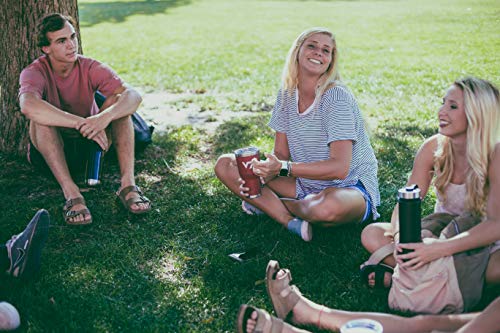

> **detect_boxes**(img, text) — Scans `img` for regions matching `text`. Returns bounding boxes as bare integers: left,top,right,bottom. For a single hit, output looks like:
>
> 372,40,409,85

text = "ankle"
62,187,81,201
287,218,312,242
120,176,135,189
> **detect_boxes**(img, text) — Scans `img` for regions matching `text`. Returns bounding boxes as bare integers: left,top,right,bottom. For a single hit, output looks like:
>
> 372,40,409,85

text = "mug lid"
234,146,259,157
398,184,421,199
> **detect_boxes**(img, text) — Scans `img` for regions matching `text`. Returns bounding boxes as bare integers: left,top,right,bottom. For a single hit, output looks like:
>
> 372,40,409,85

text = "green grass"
1,0,499,331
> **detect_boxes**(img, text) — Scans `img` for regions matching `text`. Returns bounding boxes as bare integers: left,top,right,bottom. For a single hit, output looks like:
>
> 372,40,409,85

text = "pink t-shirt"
19,55,123,117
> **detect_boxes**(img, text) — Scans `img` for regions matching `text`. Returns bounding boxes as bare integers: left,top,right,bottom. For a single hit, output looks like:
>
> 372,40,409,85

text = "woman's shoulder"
489,142,500,165
323,83,352,100
416,134,440,160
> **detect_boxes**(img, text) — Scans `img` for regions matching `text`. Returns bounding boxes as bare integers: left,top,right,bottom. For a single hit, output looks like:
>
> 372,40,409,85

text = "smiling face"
297,33,333,77
438,84,468,141
41,21,79,65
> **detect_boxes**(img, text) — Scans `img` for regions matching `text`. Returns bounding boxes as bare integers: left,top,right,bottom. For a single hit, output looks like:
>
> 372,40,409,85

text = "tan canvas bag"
388,212,489,314
388,237,464,314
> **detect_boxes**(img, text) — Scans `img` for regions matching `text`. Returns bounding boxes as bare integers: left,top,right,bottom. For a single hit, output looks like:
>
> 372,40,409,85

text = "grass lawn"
1,0,499,331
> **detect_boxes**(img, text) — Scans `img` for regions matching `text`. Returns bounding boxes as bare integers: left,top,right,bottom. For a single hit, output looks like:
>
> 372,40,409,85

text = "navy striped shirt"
268,85,380,219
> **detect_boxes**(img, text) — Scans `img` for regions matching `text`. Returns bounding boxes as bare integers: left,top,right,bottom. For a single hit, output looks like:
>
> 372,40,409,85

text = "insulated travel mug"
398,184,422,256
234,147,261,199
85,143,103,186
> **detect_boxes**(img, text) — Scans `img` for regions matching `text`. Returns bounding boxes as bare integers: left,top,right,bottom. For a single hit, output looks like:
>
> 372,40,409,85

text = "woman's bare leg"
214,154,296,226
281,187,366,227
272,269,477,333
455,297,500,333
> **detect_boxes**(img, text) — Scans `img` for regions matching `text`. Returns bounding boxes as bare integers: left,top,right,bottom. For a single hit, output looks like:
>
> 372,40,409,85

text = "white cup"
340,318,383,333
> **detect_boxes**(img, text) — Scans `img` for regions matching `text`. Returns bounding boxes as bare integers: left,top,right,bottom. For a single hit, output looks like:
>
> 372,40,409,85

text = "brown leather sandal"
63,197,92,225
237,304,291,333
116,185,151,214
266,260,302,320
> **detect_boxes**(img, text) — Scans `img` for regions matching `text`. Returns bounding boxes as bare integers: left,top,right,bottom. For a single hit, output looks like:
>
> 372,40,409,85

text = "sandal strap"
64,197,86,211
117,185,143,198
65,208,90,218
125,194,150,207
273,268,292,291
360,243,395,269
266,261,301,320
254,308,284,333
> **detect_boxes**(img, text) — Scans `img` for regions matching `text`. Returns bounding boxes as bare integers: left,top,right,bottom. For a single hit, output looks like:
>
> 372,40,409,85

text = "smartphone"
228,247,259,262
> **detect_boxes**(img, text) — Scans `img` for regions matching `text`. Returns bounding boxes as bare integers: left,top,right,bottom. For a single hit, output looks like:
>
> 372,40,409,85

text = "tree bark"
0,0,81,155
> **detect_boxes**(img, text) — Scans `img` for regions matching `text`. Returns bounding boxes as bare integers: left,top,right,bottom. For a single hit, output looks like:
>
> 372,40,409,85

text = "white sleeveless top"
435,183,500,254
434,183,467,216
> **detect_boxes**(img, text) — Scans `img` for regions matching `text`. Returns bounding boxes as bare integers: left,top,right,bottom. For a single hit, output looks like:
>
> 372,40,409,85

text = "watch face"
279,161,288,177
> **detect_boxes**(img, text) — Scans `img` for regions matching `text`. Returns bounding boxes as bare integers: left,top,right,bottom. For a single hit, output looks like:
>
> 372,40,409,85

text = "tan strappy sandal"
265,260,302,320
237,304,292,333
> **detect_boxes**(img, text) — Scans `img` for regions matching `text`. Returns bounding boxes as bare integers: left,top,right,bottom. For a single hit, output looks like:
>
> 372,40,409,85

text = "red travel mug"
234,147,261,199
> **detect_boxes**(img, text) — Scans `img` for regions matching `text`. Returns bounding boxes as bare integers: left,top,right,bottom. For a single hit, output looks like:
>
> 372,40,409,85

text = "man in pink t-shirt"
19,13,151,225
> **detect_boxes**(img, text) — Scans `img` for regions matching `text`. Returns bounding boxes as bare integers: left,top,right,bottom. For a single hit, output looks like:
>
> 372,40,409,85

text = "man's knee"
111,115,133,132
29,122,63,152
110,116,133,145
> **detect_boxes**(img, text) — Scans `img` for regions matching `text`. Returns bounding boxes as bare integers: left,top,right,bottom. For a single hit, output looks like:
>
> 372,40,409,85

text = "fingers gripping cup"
234,147,261,199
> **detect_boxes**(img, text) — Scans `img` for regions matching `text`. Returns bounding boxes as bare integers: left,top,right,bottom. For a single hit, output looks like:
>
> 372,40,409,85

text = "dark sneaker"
6,209,50,279
241,200,265,216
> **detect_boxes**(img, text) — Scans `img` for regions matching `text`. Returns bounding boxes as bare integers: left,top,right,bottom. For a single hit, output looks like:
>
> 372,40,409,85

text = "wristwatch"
279,161,289,177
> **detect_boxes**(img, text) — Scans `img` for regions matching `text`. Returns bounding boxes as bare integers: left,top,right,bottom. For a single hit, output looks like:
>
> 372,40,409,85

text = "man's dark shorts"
27,137,93,180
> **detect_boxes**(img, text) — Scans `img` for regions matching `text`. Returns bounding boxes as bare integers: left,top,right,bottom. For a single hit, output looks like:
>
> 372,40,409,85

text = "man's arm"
19,92,83,129
77,85,142,140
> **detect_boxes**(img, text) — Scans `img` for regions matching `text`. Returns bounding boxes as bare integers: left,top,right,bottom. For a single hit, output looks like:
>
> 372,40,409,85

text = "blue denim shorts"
345,180,372,224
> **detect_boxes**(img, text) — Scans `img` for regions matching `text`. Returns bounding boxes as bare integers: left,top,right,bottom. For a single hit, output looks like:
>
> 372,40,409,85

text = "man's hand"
77,113,112,140
91,130,109,151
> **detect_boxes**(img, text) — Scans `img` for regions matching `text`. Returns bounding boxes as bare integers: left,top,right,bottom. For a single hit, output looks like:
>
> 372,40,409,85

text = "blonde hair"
434,77,500,215
281,27,340,98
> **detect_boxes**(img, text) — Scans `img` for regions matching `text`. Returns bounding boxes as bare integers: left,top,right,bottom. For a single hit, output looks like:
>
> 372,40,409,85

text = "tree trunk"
0,0,81,156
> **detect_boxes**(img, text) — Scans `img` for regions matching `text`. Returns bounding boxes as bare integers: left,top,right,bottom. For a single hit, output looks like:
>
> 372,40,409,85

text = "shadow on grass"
79,0,192,27
0,115,481,331
211,113,273,157
372,122,437,221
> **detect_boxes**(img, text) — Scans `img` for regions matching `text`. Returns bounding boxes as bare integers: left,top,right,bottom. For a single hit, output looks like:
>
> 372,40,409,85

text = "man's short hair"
37,13,75,49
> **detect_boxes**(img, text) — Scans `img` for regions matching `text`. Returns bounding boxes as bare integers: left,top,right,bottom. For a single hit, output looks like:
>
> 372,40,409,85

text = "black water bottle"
398,184,422,255
85,143,103,186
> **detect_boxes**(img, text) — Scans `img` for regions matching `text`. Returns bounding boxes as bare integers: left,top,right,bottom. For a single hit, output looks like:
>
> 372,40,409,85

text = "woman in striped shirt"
215,28,380,241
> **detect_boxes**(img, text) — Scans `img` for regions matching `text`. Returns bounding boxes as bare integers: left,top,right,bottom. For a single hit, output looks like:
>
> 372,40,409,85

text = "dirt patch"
136,91,255,133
